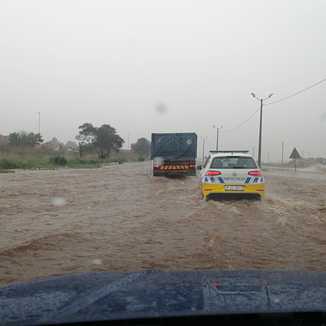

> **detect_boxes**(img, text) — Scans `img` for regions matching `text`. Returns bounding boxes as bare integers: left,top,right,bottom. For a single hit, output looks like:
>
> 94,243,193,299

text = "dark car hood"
1,270,326,325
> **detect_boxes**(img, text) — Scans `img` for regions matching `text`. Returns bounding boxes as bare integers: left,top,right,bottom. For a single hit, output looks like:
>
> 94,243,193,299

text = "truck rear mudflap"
153,161,196,177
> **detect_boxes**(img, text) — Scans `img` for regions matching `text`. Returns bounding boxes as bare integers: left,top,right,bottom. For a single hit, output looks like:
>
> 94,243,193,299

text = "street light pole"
251,93,273,167
213,125,222,151
216,127,219,151
258,98,263,167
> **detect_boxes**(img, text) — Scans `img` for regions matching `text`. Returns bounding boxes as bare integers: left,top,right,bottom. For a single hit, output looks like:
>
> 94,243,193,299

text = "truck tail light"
206,170,222,176
248,170,262,176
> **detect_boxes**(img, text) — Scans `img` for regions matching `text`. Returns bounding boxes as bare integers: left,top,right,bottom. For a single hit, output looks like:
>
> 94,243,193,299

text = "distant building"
0,134,9,146
42,137,64,151
64,141,78,152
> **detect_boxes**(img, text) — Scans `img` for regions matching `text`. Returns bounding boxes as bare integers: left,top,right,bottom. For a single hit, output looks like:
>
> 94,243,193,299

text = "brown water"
1,162,326,285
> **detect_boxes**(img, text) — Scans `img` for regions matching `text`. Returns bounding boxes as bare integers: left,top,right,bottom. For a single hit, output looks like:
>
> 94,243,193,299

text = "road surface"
1,162,326,285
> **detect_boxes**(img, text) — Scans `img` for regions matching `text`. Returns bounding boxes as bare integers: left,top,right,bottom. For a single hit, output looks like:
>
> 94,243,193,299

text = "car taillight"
206,170,222,176
248,170,262,176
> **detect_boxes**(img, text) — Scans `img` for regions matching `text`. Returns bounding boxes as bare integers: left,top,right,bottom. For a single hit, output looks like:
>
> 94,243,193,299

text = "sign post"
289,148,301,172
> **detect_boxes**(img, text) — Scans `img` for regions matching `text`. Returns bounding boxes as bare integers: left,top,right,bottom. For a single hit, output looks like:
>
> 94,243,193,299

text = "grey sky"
0,0,325,161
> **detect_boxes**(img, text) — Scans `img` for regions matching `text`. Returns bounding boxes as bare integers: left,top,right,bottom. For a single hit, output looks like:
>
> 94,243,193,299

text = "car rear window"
210,156,257,169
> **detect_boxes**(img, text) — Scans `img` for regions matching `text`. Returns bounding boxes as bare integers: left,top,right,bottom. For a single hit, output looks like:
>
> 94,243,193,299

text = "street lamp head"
251,92,256,98
268,93,274,98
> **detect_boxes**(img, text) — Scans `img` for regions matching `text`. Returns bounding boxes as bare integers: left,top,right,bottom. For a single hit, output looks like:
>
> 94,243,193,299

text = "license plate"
224,185,244,191
223,177,245,183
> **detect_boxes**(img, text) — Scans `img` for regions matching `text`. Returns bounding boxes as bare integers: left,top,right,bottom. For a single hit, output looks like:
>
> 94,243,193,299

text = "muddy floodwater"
1,162,326,285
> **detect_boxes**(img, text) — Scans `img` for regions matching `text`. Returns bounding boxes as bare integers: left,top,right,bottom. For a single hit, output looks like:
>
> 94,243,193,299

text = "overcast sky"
0,0,325,161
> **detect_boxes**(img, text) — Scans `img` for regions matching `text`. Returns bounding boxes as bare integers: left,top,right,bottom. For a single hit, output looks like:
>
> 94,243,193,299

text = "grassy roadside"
0,157,100,170
0,150,143,171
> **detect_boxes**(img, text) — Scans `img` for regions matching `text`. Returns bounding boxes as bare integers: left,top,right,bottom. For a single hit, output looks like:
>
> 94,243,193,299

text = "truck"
151,133,197,176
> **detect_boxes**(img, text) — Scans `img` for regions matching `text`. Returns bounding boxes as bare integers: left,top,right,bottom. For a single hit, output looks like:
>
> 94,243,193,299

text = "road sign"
289,147,301,172
289,148,301,160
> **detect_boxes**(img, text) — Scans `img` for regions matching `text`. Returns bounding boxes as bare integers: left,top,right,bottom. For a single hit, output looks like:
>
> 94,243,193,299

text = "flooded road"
1,162,326,285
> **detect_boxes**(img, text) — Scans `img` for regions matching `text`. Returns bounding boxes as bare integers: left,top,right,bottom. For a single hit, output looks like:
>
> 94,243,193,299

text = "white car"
200,151,265,200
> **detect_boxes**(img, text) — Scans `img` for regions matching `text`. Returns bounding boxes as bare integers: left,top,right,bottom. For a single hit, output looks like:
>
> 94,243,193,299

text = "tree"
76,123,97,157
8,132,43,147
131,137,151,158
95,124,124,159
76,123,124,159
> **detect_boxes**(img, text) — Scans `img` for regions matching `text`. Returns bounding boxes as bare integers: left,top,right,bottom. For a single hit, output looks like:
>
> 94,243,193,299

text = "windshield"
1,0,326,320
210,156,257,169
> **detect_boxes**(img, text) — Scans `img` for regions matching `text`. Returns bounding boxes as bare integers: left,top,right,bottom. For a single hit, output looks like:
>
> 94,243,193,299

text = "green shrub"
49,155,67,166
66,159,100,168
69,159,98,165
137,156,145,162
0,159,19,169
117,157,127,164
0,159,38,169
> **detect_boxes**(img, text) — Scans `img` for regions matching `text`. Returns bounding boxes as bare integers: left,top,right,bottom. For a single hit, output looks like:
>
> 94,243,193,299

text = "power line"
265,77,326,106
223,108,259,132
223,76,326,132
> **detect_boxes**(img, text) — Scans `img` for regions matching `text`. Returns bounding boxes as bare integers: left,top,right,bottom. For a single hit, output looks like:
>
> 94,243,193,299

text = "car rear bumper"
201,183,265,199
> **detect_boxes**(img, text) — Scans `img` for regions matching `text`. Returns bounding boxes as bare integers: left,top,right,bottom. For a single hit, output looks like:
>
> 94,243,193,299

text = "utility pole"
127,133,130,150
37,112,41,135
281,141,284,165
251,93,274,167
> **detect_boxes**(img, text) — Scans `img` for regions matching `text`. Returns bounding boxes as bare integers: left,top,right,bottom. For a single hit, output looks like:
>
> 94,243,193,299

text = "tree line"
8,132,43,146
2,123,151,160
